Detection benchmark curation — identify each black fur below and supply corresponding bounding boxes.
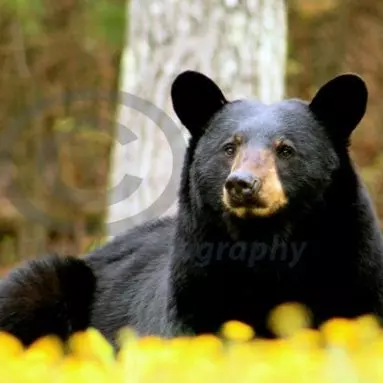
[0,255,95,346]
[0,70,382,348]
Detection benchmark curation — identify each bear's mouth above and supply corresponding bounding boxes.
[224,190,267,209]
[221,187,287,218]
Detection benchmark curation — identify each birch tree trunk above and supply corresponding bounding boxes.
[106,0,287,238]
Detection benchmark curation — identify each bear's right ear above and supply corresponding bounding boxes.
[171,70,228,137]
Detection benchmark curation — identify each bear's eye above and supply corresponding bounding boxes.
[223,143,236,157]
[276,144,295,159]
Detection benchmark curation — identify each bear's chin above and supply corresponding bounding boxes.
[225,206,282,219]
[222,200,286,219]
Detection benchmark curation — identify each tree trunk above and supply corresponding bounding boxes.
[106,0,287,237]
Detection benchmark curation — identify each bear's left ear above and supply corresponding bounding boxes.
[309,73,368,140]
[171,70,228,138]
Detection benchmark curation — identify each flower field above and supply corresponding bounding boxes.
[1,303,383,382]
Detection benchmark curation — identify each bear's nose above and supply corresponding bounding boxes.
[225,171,261,199]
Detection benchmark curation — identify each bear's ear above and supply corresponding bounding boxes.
[309,73,368,140]
[171,70,228,137]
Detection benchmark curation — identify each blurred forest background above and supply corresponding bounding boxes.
[0,0,382,272]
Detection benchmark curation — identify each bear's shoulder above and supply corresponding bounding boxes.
[85,216,176,271]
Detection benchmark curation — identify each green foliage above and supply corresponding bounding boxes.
[0,235,17,265]
[83,236,107,255]
[86,0,127,49]
[3,0,127,50]
[4,0,45,36]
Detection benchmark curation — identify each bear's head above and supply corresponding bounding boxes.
[171,71,367,219]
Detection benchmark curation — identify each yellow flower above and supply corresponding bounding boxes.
[23,335,64,364]
[320,317,359,350]
[268,302,312,338]
[67,327,115,365]
[0,331,24,360]
[0,304,382,382]
[220,320,255,341]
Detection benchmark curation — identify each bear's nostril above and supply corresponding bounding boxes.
[252,178,261,194]
[236,179,252,190]
[225,171,260,198]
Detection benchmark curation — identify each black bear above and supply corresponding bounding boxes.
[0,70,383,349]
